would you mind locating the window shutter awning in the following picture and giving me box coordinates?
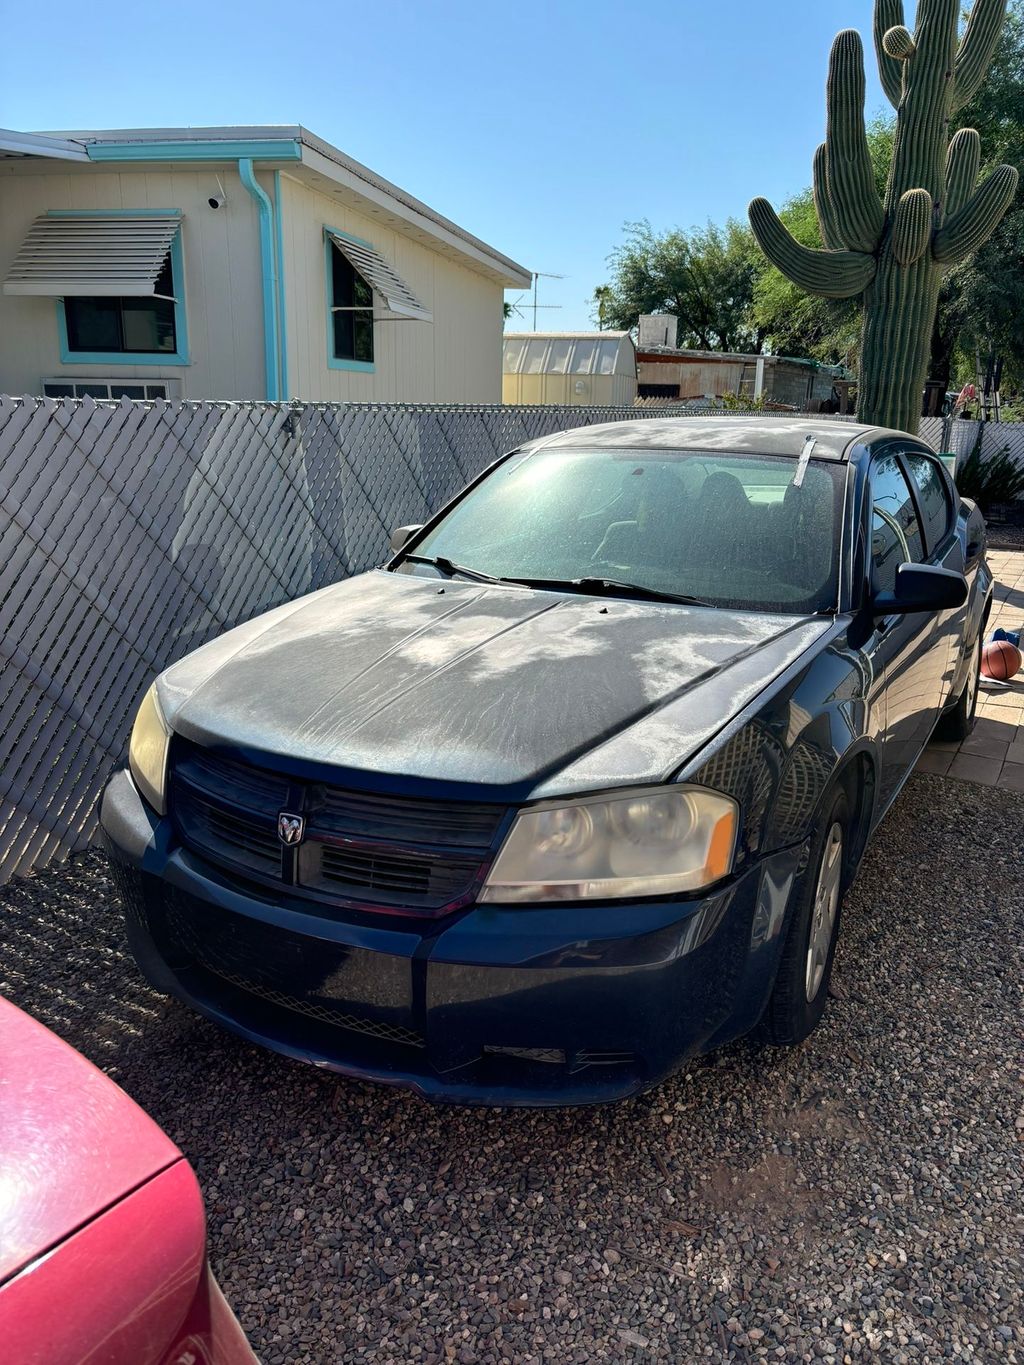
[326,230,432,322]
[3,215,181,297]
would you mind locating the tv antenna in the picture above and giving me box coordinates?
[529,271,565,329]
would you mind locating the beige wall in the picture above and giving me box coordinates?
[0,160,506,403]
[279,172,505,403]
[0,161,266,398]
[501,372,636,406]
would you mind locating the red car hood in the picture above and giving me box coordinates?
[0,997,180,1285]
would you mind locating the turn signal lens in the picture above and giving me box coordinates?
[480,786,738,903]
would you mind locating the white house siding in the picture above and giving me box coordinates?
[0,161,266,398]
[279,173,504,403]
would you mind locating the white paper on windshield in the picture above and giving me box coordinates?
[792,436,816,488]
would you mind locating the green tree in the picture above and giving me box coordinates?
[599,219,763,352]
[591,285,613,330]
[933,1,1024,388]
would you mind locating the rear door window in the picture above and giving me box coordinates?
[869,453,925,594]
[902,452,953,556]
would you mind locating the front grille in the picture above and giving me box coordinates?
[169,738,509,915]
[177,793,280,875]
[314,785,503,847]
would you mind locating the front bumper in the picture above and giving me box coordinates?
[101,769,802,1106]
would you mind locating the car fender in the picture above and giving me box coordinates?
[678,623,877,865]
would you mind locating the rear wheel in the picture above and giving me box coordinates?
[763,790,849,1046]
[934,634,981,742]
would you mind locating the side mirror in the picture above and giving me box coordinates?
[390,524,423,554]
[872,562,968,616]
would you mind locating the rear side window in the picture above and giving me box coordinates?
[903,452,953,553]
[869,454,925,593]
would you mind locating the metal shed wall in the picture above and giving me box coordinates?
[502,334,637,407]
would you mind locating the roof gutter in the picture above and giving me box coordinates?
[273,171,289,400]
[238,158,281,401]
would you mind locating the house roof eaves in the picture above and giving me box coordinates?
[0,128,89,162]
[37,123,531,289]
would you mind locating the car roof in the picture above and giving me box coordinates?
[518,416,911,462]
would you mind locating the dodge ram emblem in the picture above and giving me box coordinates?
[277,812,305,846]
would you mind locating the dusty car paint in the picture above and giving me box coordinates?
[159,571,832,800]
[102,418,992,1105]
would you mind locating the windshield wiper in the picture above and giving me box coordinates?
[400,558,713,606]
[496,576,715,607]
[400,554,499,584]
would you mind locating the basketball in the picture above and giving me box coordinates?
[981,638,1022,681]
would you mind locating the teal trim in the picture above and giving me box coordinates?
[324,226,376,374]
[56,221,190,368]
[87,139,301,163]
[324,224,374,251]
[46,207,182,218]
[328,357,376,373]
[274,170,289,399]
[239,158,281,401]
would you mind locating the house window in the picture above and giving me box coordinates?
[64,255,177,355]
[330,247,374,364]
[42,380,173,400]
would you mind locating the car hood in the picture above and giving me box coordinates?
[0,997,181,1286]
[160,571,831,799]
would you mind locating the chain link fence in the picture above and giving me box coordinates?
[0,396,960,884]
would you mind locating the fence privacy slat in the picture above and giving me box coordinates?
[0,397,964,885]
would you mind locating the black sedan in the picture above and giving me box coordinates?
[102,418,991,1105]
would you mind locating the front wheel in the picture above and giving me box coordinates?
[933,634,981,742]
[763,790,849,1046]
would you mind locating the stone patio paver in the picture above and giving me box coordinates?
[920,544,1024,790]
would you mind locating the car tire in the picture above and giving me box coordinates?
[763,789,849,1047]
[933,633,981,742]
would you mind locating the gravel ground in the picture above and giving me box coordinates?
[2,773,1022,1364]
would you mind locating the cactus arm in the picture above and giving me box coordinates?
[873,0,907,106]
[933,164,1019,263]
[891,189,935,265]
[953,0,1009,110]
[825,31,885,252]
[748,199,877,298]
[882,25,916,59]
[812,144,846,251]
[945,129,982,218]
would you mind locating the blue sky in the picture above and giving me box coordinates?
[1,0,887,330]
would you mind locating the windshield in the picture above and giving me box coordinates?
[400,447,845,614]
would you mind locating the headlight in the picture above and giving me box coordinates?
[479,786,738,903]
[128,683,171,815]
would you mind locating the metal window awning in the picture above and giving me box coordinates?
[326,230,432,322]
[3,214,181,297]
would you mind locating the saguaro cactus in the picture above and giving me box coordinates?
[749,0,1019,434]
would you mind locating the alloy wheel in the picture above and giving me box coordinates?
[805,822,843,1002]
